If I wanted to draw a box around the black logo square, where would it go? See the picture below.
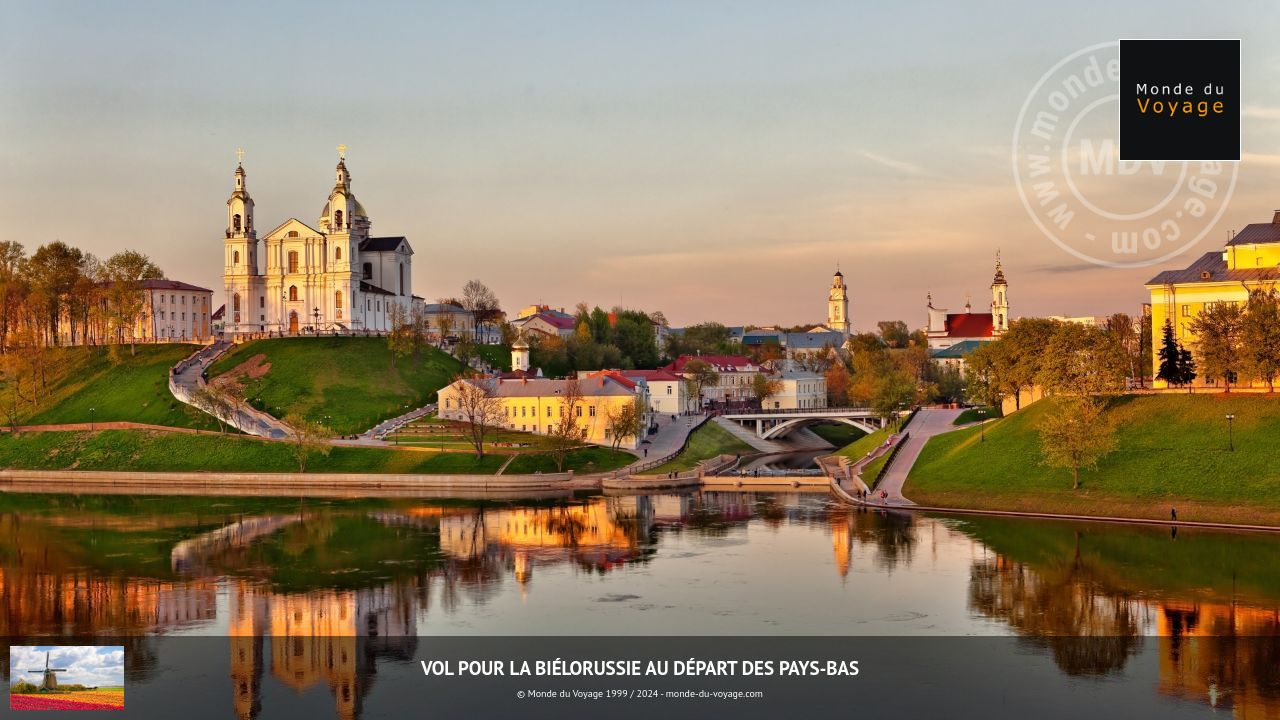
[1119,39,1240,161]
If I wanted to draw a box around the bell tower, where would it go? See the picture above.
[225,150,258,277]
[990,251,1009,335]
[827,268,850,338]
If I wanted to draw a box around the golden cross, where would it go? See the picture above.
[235,147,245,163]
[337,144,347,160]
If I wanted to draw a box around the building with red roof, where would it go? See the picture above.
[663,354,763,407]
[926,254,1009,351]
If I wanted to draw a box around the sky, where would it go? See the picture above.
[9,646,125,687]
[3,1,1280,329]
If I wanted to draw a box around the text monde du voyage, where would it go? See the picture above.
[420,658,860,678]
[1134,82,1228,118]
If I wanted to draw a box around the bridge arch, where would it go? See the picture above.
[760,416,881,440]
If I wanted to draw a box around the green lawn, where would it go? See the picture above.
[909,394,1280,525]
[861,451,891,486]
[503,446,633,474]
[809,422,866,447]
[20,344,219,430]
[648,421,755,473]
[471,343,511,371]
[834,426,890,460]
[0,430,505,474]
[207,337,462,435]
[953,406,1000,425]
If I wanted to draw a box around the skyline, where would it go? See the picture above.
[5,2,1280,328]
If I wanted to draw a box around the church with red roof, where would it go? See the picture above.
[925,254,1009,351]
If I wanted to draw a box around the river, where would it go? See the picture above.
[2,489,1278,717]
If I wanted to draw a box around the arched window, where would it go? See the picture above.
[336,246,342,261]
[287,251,299,273]
[334,209,343,228]
[232,293,241,312]
[289,285,298,302]
[232,214,242,232]
[362,262,372,280]
[398,263,405,295]
[233,250,240,265]
[335,290,343,309]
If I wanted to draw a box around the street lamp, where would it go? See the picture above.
[89,407,95,432]
[1226,413,1235,452]
[312,307,321,333]
[978,408,987,443]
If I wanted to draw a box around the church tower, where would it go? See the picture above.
[990,251,1009,335]
[827,268,850,337]
[224,152,262,332]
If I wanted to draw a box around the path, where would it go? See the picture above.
[619,413,708,473]
[874,407,965,506]
[169,341,293,440]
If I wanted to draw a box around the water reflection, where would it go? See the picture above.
[7,494,1280,717]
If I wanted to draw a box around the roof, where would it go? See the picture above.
[360,281,395,296]
[421,302,466,313]
[618,369,682,382]
[580,370,638,390]
[1146,250,1280,285]
[211,304,225,320]
[518,312,576,330]
[359,236,408,252]
[943,313,994,339]
[140,279,213,293]
[930,339,989,359]
[456,375,638,399]
[783,331,844,349]
[1226,214,1280,246]
[664,355,758,373]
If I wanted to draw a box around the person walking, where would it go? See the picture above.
[1171,507,1177,522]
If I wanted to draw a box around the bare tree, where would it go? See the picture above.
[190,384,232,434]
[284,413,332,471]
[605,397,644,450]
[547,377,585,471]
[451,375,504,458]
[461,279,503,327]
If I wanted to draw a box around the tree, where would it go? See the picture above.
[1036,323,1127,397]
[102,250,164,354]
[877,320,910,348]
[964,341,1003,408]
[1104,312,1139,383]
[0,241,27,352]
[1177,345,1197,390]
[1156,318,1181,386]
[1241,288,1280,391]
[824,362,851,406]
[189,384,232,434]
[284,412,332,471]
[460,279,503,325]
[871,366,916,422]
[749,372,783,406]
[451,375,503,458]
[1189,301,1245,391]
[605,397,644,451]
[26,241,89,346]
[547,376,585,471]
[681,359,719,412]
[1038,396,1115,489]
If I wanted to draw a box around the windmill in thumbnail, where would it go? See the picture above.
[27,651,67,690]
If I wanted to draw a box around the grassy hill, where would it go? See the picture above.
[19,344,217,430]
[909,394,1280,525]
[207,337,462,435]
[649,421,755,473]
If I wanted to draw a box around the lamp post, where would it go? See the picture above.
[978,408,987,443]
[1226,413,1235,452]
[89,407,95,432]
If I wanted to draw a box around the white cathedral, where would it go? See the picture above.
[222,150,415,336]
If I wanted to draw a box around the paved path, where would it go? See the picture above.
[170,342,293,440]
[620,413,708,473]
[874,407,965,506]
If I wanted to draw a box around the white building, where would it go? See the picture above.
[223,150,415,337]
[771,364,828,410]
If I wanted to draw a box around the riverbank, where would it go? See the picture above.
[906,395,1280,527]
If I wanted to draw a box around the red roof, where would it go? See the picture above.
[582,370,638,390]
[944,313,994,339]
[664,355,757,373]
[622,369,682,382]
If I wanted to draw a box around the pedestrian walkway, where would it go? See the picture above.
[619,413,708,473]
[873,407,965,505]
[169,341,293,440]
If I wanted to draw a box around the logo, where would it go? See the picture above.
[1012,41,1238,268]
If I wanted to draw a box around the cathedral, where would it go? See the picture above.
[925,253,1009,351]
[223,150,415,336]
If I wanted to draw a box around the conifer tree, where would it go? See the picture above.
[1156,319,1181,385]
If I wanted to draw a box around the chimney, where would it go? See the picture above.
[1273,210,1280,225]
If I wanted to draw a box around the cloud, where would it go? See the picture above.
[1244,105,1280,120]
[860,150,932,177]
[10,646,124,687]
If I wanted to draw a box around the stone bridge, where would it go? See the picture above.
[720,407,884,439]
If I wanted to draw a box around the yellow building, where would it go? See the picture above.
[1145,210,1280,389]
[437,373,648,449]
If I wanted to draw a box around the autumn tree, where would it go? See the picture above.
[1037,322,1127,397]
[1190,301,1245,391]
[1039,396,1115,489]
[681,359,719,412]
[604,397,644,451]
[102,250,163,354]
[824,362,851,406]
[189,384,233,434]
[1241,288,1280,391]
[749,372,782,406]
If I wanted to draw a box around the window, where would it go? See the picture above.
[575,406,582,417]
[232,293,241,312]
[362,262,372,280]
[336,246,342,261]
[334,290,343,309]
[233,250,240,265]
[1182,305,1190,317]
[589,406,596,417]
[288,251,299,273]
[399,263,405,295]
[546,406,552,417]
[259,296,264,308]
[289,286,298,301]
[334,209,343,228]
[232,214,241,232]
